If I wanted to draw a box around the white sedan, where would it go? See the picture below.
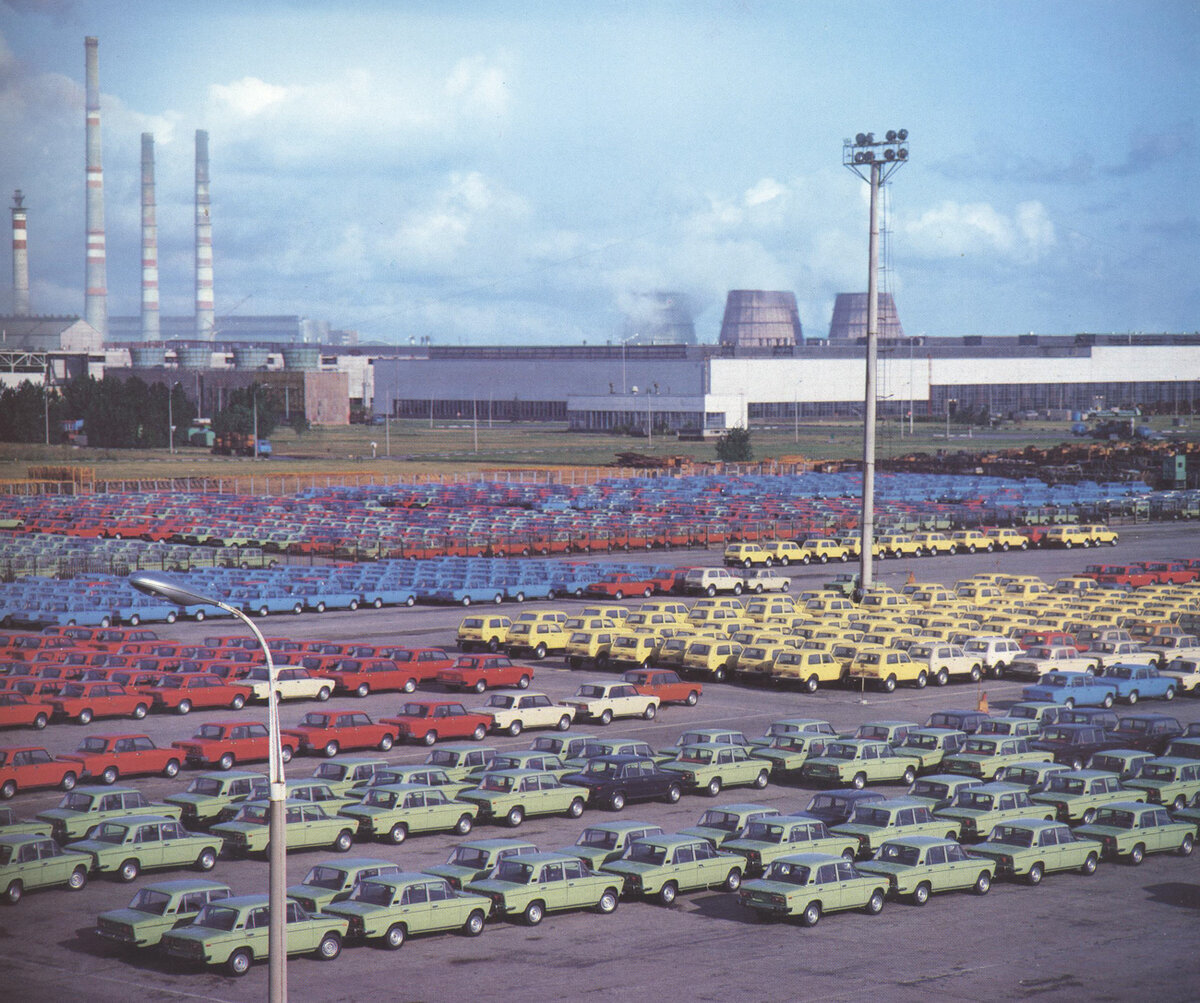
[560,681,659,725]
[244,666,333,702]
[474,690,575,736]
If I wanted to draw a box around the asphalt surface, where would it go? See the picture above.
[2,522,1199,1002]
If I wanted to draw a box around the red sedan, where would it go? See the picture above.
[436,655,534,694]
[59,733,183,784]
[47,682,151,725]
[282,710,397,758]
[171,720,296,771]
[0,692,53,731]
[0,745,80,799]
[148,674,254,714]
[380,699,492,746]
[622,668,702,706]
[584,573,658,600]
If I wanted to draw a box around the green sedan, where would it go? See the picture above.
[160,894,347,975]
[965,820,1101,884]
[750,735,827,779]
[210,799,356,856]
[421,744,499,783]
[602,833,745,904]
[935,782,1056,842]
[466,851,621,925]
[0,806,51,839]
[1031,770,1137,824]
[308,757,390,798]
[344,767,474,803]
[895,729,968,772]
[857,836,994,904]
[737,852,887,926]
[69,814,220,882]
[799,740,918,790]
[1076,802,1195,863]
[95,879,232,948]
[326,872,491,948]
[0,834,91,904]
[1123,757,1200,812]
[36,785,183,843]
[458,770,587,827]
[721,815,858,875]
[162,771,266,828]
[339,783,478,844]
[832,798,962,858]
[287,857,403,912]
[426,838,538,889]
[557,821,665,869]
[660,743,771,797]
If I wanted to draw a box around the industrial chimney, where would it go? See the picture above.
[140,133,159,340]
[11,190,29,316]
[84,36,107,338]
[194,129,214,340]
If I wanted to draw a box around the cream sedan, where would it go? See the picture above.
[474,690,576,737]
[243,666,333,703]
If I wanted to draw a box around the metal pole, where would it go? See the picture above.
[253,395,259,459]
[473,399,478,453]
[385,414,390,457]
[860,159,880,593]
[167,387,172,454]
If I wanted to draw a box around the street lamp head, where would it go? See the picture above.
[129,571,215,609]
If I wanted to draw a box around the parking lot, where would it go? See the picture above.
[3,521,1199,1002]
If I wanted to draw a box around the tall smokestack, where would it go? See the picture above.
[140,134,159,340]
[11,190,29,316]
[84,36,107,337]
[194,129,214,340]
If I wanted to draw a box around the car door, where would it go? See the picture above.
[131,821,165,870]
[157,819,194,867]
[942,841,976,889]
[1145,809,1173,853]
[423,789,458,830]
[538,860,569,910]
[423,877,466,932]
[823,860,851,909]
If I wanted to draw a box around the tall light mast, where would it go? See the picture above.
[843,129,909,594]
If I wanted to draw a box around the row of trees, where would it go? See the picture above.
[0,375,286,448]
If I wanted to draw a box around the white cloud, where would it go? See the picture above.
[207,76,288,119]
[902,199,1056,262]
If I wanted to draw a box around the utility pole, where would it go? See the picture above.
[843,128,909,594]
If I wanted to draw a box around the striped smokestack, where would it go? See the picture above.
[194,129,214,340]
[140,133,159,340]
[84,36,107,337]
[11,190,29,316]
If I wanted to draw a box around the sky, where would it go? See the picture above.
[0,0,1196,345]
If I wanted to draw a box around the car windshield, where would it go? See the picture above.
[300,713,330,728]
[677,748,714,765]
[493,859,534,883]
[742,821,785,843]
[910,781,950,799]
[349,881,394,906]
[905,734,938,750]
[486,696,515,709]
[584,760,620,777]
[480,776,513,792]
[765,861,810,886]
[1092,809,1136,829]
[1046,777,1086,795]
[823,743,859,760]
[624,842,667,865]
[400,704,431,717]
[302,865,347,890]
[448,846,490,868]
[89,823,129,844]
[875,843,921,865]
[849,807,891,827]
[575,686,606,698]
[363,791,397,808]
[128,888,173,914]
[236,805,269,824]
[956,792,997,810]
[987,826,1034,847]
[60,793,94,812]
[193,904,240,931]
[78,737,109,752]
[697,810,739,831]
[962,740,998,755]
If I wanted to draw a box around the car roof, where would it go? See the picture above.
[577,819,661,834]
[453,838,539,850]
[875,834,959,847]
[139,878,232,893]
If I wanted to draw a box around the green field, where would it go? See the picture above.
[0,415,1193,485]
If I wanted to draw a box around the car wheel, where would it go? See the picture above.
[1126,690,1138,706]
[706,777,722,797]
[902,766,916,785]
[973,871,991,895]
[706,585,717,598]
[128,614,141,627]
[226,948,253,976]
[100,766,118,785]
[384,923,406,950]
[800,901,821,927]
[915,671,927,689]
[317,686,331,702]
[374,732,393,752]
[506,806,525,827]
[386,821,409,845]
[596,888,619,915]
[852,772,867,790]
[292,603,304,615]
[1063,698,1075,710]
[32,713,48,730]
[556,715,572,732]
[643,704,657,721]
[610,791,627,811]
[0,781,15,801]
[132,702,149,719]
[665,783,682,803]
[612,590,624,601]
[66,866,88,891]
[463,909,486,936]
[911,882,931,906]
[713,668,726,683]
[455,813,474,835]
[753,769,769,789]
[163,758,180,778]
[1164,687,1176,701]
[423,730,438,747]
[196,847,218,871]
[280,746,292,764]
[77,708,93,726]
[882,675,897,693]
[507,720,523,737]
[1179,834,1194,857]
[99,616,111,628]
[323,740,340,758]
[659,881,678,906]
[517,675,532,691]
[356,683,370,698]
[1128,843,1145,865]
[804,675,819,693]
[523,900,544,925]
[60,772,77,791]
[461,596,471,607]
[218,753,235,771]
[231,694,246,710]
[119,859,140,883]
[177,699,192,715]
[470,724,488,742]
[864,889,885,915]
[724,868,743,892]
[1026,862,1044,885]
[935,669,949,687]
[472,678,488,694]
[685,690,700,706]
[561,796,584,819]
[1080,852,1099,875]
[599,709,614,726]
[1070,757,1085,771]
[315,931,342,961]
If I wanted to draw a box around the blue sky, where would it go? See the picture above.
[0,0,1196,344]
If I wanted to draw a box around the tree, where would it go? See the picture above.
[715,425,753,462]
[211,383,279,440]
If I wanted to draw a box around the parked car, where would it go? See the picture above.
[381,700,493,746]
[339,784,477,845]
[934,782,1054,841]
[661,743,771,797]
[858,836,994,903]
[556,822,664,870]
[832,798,962,858]
[59,733,182,785]
[474,691,574,737]
[286,857,404,912]
[723,814,858,875]
[1030,770,1135,824]
[466,851,621,926]
[458,769,587,827]
[602,833,745,904]
[69,814,219,882]
[95,879,232,948]
[211,799,355,856]
[427,838,538,889]
[284,710,398,757]
[242,666,332,703]
[799,740,918,789]
[162,770,265,828]
[966,819,1101,883]
[561,681,659,725]
[737,852,887,926]
[0,833,90,903]
[1075,802,1194,863]
[325,872,491,948]
[36,785,181,842]
[622,669,701,706]
[436,655,532,694]
[170,720,296,771]
[562,755,683,810]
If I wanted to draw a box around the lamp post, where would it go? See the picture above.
[128,572,288,1002]
[621,332,640,395]
[843,128,909,594]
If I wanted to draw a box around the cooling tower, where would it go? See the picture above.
[717,290,803,348]
[281,345,320,370]
[232,345,270,370]
[827,292,905,340]
[176,345,215,369]
[130,346,167,367]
